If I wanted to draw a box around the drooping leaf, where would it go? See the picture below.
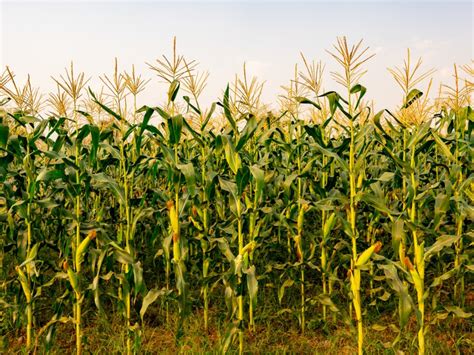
[168,80,180,103]
[92,173,126,205]
[444,306,472,318]
[295,96,322,110]
[424,234,461,262]
[402,89,423,109]
[350,84,367,109]
[140,288,168,321]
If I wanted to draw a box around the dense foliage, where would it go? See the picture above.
[0,38,472,354]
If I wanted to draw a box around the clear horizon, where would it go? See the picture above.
[1,0,472,112]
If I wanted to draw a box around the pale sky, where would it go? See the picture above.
[1,0,473,111]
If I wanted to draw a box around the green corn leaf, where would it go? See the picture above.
[36,169,66,183]
[216,237,235,262]
[183,95,201,115]
[134,106,154,155]
[236,166,250,196]
[245,265,258,308]
[168,115,183,145]
[304,125,325,147]
[431,131,455,162]
[20,243,40,267]
[201,102,216,131]
[220,85,237,133]
[132,261,145,297]
[424,234,461,262]
[92,173,126,205]
[236,115,259,151]
[361,192,396,216]
[89,124,100,165]
[444,306,472,318]
[177,163,196,196]
[430,267,458,288]
[222,135,241,174]
[0,124,9,148]
[378,172,395,182]
[402,89,423,109]
[379,264,414,329]
[181,116,204,146]
[250,165,265,203]
[295,96,322,110]
[89,88,125,122]
[140,288,168,321]
[319,91,340,116]
[391,219,405,256]
[350,84,367,110]
[278,279,294,304]
[168,80,180,103]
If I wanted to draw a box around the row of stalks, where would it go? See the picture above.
[0,38,472,354]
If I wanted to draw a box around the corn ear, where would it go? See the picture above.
[293,235,303,261]
[410,268,423,294]
[168,201,179,236]
[75,231,96,268]
[357,173,363,188]
[321,248,327,270]
[355,241,382,267]
[172,233,180,261]
[297,207,305,232]
[323,212,337,240]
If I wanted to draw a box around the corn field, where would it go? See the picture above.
[0,38,473,354]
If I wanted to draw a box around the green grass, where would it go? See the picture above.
[5,306,472,354]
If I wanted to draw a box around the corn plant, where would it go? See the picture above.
[0,37,472,355]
